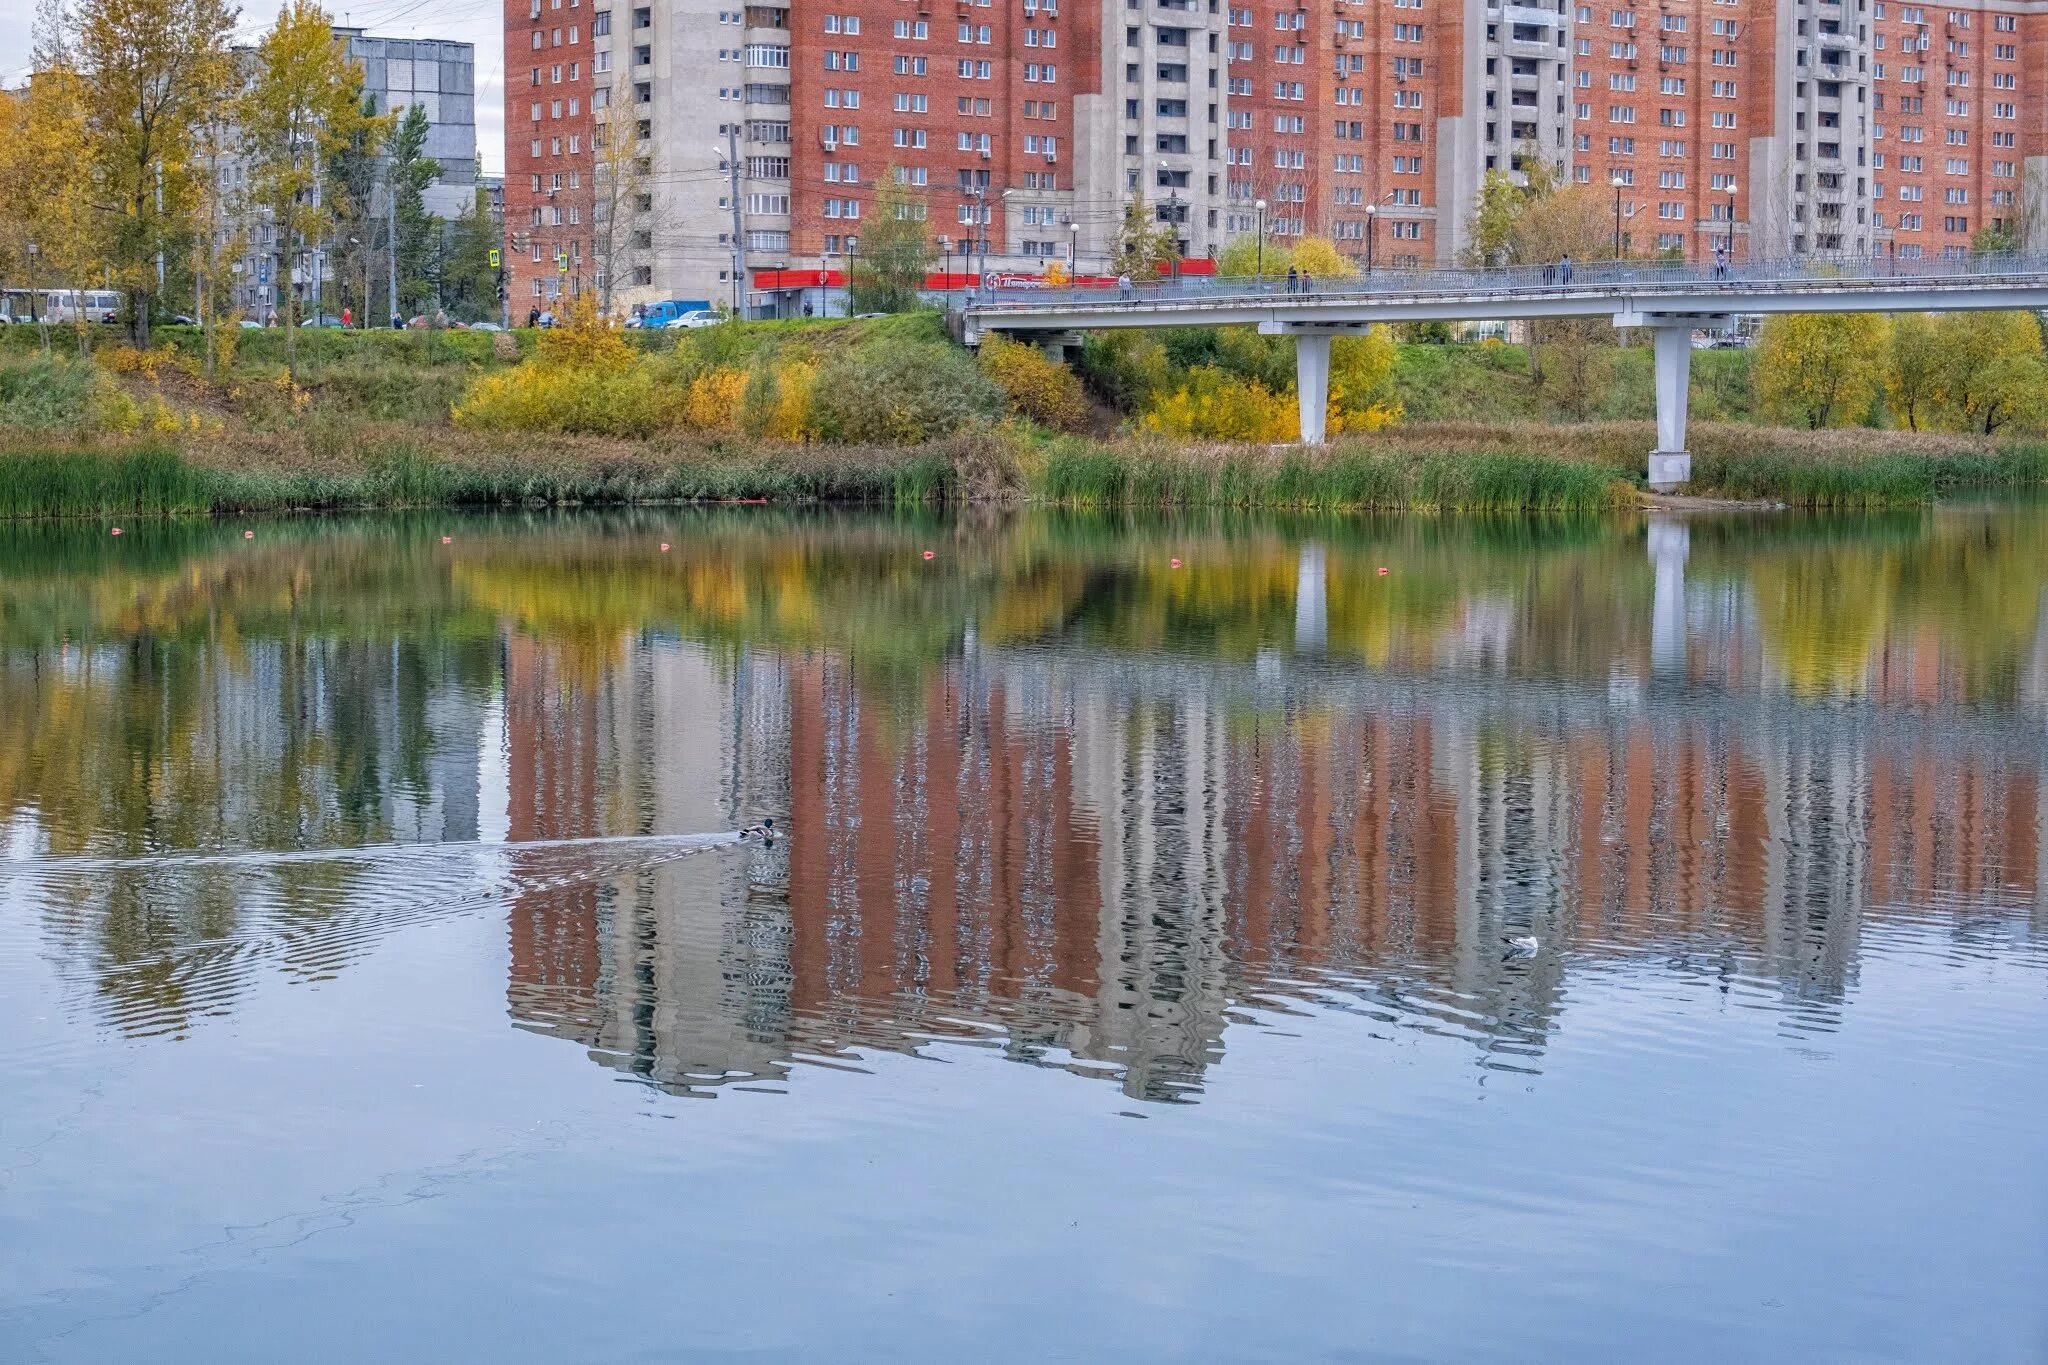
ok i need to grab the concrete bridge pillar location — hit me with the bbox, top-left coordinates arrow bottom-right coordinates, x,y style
1295,332 -> 1331,445
1649,324 -> 1693,492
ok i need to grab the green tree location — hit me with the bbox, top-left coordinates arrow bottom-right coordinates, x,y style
1216,232 -> 1286,280
1465,169 -> 1525,267
1110,194 -> 1179,279
1885,312 -> 1942,432
1755,312 -> 1889,429
239,0 -> 378,376
848,171 -> 933,314
1930,310 -> 2046,435
441,185 -> 499,322
74,0 -> 237,346
387,101 -> 443,313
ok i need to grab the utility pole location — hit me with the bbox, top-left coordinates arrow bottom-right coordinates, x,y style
387,158 -> 400,326
724,125 -> 744,316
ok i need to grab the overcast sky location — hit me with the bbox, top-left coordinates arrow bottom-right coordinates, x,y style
0,0 -> 506,176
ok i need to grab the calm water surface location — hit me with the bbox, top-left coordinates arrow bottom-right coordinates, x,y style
1,506 -> 2044,1362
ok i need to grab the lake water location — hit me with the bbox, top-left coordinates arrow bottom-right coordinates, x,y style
1,506 -> 2044,1362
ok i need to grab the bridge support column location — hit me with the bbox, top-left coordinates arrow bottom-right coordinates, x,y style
1295,332 -> 1331,445
1649,323 -> 1693,492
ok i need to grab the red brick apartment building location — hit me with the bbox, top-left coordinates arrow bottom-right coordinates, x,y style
504,0 -> 2047,314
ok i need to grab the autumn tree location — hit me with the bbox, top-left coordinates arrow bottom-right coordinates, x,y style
326,91 -> 388,323
74,0 -> 237,346
1289,235 -> 1357,281
0,57 -> 98,355
1755,312 -> 1889,429
1885,312 -> 1941,432
590,84 -> 647,316
1110,193 -> 1180,279
191,100 -> 246,377
239,0 -> 378,375
1214,233 -> 1277,280
1929,310 -> 2046,435
848,171 -> 933,314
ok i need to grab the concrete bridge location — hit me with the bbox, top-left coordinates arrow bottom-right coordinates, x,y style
962,253 -> 2048,491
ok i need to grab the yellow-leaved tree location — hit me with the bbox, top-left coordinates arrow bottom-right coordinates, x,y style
1929,310 -> 2046,436
1755,312 -> 1889,429
1885,312 -> 1942,432
239,0 -> 383,378
0,56 -> 97,356
1287,236 -> 1357,282
1326,328 -> 1402,434
74,0 -> 238,347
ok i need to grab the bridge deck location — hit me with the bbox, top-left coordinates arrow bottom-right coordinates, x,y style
963,252 -> 2048,334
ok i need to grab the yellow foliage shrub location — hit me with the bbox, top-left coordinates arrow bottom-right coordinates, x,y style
1326,328 -> 1402,434
683,367 -> 748,433
453,360 -> 679,436
1142,366 -> 1298,441
534,293 -> 637,375
978,335 -> 1090,432
765,359 -> 818,441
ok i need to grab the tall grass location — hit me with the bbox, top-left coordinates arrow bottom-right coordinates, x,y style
1033,439 -> 1628,512
1,425 -> 2043,521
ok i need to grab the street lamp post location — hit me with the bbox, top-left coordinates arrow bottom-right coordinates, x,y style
845,234 -> 859,317
1067,218 -> 1078,277
1158,161 -> 1183,286
938,235 -> 952,309
1725,180 -> 1738,265
1611,175 -> 1625,259
1366,203 -> 1377,275
1254,198 -> 1267,283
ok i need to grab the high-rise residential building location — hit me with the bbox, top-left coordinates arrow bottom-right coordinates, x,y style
505,0 -> 2046,316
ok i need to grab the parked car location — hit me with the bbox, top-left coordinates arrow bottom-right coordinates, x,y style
467,321 -> 504,332
303,314 -> 346,329
237,319 -> 263,330
661,308 -> 724,329
629,299 -> 714,328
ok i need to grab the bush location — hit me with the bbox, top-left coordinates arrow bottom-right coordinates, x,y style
1076,331 -> 1171,412
810,339 -> 1002,444
1141,365 -> 1297,441
0,354 -> 134,433
977,336 -> 1090,432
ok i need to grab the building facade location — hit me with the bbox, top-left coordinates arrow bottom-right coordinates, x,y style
504,0 -> 2046,315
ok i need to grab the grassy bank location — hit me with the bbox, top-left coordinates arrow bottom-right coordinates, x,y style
4,420 -> 2043,519
2,312 -> 2042,517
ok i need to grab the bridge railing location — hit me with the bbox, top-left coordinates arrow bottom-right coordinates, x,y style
961,250 -> 2048,314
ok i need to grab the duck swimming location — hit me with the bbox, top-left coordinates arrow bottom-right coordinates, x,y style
1504,934 -> 1538,955
740,818 -> 777,845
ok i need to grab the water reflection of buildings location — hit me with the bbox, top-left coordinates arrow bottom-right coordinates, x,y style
500,629 -> 2048,1102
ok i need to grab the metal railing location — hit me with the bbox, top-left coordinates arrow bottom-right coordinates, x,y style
961,250 -> 2048,315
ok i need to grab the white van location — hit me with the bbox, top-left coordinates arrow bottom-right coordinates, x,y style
43,290 -> 122,324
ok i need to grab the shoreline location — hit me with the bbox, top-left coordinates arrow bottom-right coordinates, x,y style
0,428 -> 2040,521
